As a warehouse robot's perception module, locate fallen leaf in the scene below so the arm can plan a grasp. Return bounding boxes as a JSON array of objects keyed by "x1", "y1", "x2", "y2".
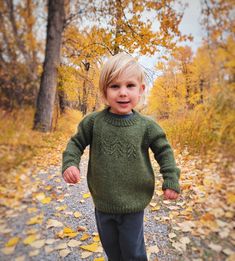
[
  {"x1": 45, "y1": 246, "x2": 54, "y2": 254},
  {"x1": 67, "y1": 239, "x2": 81, "y2": 247},
  {"x1": 80, "y1": 242, "x2": 99, "y2": 252},
  {"x1": 56, "y1": 205, "x2": 67, "y2": 211},
  {"x1": 41, "y1": 197, "x2": 51, "y2": 204},
  {"x1": 5, "y1": 237, "x2": 20, "y2": 247},
  {"x1": 226, "y1": 253, "x2": 235, "y2": 261},
  {"x1": 77, "y1": 226, "x2": 86, "y2": 232},
  {"x1": 81, "y1": 251, "x2": 93, "y2": 258},
  {"x1": 30, "y1": 239, "x2": 45, "y2": 249},
  {"x1": 46, "y1": 219, "x2": 63, "y2": 228},
  {"x1": 226, "y1": 192, "x2": 235, "y2": 205},
  {"x1": 147, "y1": 245, "x2": 159, "y2": 253},
  {"x1": 23, "y1": 234, "x2": 37, "y2": 245},
  {"x1": 223, "y1": 248, "x2": 234, "y2": 256},
  {"x1": 15, "y1": 255, "x2": 25, "y2": 261},
  {"x1": 54, "y1": 243, "x2": 67, "y2": 250},
  {"x1": 27, "y1": 215, "x2": 43, "y2": 225},
  {"x1": 179, "y1": 237, "x2": 190, "y2": 245},
  {"x1": 168, "y1": 233, "x2": 177, "y2": 239},
  {"x1": 35, "y1": 192, "x2": 45, "y2": 201},
  {"x1": 45, "y1": 239, "x2": 58, "y2": 245},
  {"x1": 1, "y1": 246, "x2": 15, "y2": 255},
  {"x1": 93, "y1": 235, "x2": 100, "y2": 242},
  {"x1": 74, "y1": 211, "x2": 82, "y2": 218},
  {"x1": 94, "y1": 258, "x2": 105, "y2": 261},
  {"x1": 29, "y1": 250, "x2": 40, "y2": 257},
  {"x1": 80, "y1": 233, "x2": 90, "y2": 241},
  {"x1": 59, "y1": 249, "x2": 71, "y2": 257},
  {"x1": 83, "y1": 193, "x2": 91, "y2": 199},
  {"x1": 208, "y1": 243, "x2": 222, "y2": 252}
]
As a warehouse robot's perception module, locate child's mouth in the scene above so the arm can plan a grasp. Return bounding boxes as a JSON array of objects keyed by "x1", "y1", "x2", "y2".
[{"x1": 117, "y1": 101, "x2": 130, "y2": 104}]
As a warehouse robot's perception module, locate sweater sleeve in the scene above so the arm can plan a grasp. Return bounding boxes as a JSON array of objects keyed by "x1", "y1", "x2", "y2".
[
  {"x1": 62, "y1": 112, "x2": 96, "y2": 174},
  {"x1": 147, "y1": 120, "x2": 181, "y2": 193}
]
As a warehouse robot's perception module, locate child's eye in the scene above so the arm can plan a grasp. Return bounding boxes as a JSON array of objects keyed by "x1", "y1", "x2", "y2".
[
  {"x1": 127, "y1": 84, "x2": 135, "y2": 88},
  {"x1": 110, "y1": 85, "x2": 119, "y2": 89}
]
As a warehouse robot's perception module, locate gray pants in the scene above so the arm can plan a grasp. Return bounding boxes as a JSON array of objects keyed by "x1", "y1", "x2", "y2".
[{"x1": 95, "y1": 208, "x2": 148, "y2": 261}]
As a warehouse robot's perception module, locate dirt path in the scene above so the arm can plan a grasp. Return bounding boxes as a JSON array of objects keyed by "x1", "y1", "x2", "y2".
[{"x1": 0, "y1": 148, "x2": 234, "y2": 261}]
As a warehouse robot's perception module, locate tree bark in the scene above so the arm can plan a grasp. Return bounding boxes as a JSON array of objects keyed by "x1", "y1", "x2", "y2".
[
  {"x1": 33, "y1": 0, "x2": 65, "y2": 132},
  {"x1": 113, "y1": 0, "x2": 122, "y2": 55}
]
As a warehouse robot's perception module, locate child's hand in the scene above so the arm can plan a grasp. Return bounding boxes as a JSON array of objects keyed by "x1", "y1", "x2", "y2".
[
  {"x1": 163, "y1": 189, "x2": 179, "y2": 200},
  {"x1": 62, "y1": 166, "x2": 80, "y2": 184}
]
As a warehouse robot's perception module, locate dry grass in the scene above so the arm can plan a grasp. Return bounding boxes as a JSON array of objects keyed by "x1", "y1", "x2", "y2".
[{"x1": 0, "y1": 108, "x2": 82, "y2": 179}]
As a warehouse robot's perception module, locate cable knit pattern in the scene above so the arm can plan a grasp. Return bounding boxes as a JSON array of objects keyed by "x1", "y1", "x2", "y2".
[{"x1": 62, "y1": 107, "x2": 181, "y2": 214}]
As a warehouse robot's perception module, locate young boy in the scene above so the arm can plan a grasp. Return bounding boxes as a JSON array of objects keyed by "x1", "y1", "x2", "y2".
[{"x1": 62, "y1": 53, "x2": 181, "y2": 261}]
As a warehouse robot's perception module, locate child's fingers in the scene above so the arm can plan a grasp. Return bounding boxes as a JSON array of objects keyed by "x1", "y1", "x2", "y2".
[
  {"x1": 64, "y1": 171, "x2": 76, "y2": 183},
  {"x1": 164, "y1": 189, "x2": 178, "y2": 200}
]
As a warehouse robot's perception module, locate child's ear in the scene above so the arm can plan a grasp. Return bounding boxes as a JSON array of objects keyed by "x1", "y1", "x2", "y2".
[{"x1": 140, "y1": 84, "x2": 145, "y2": 94}]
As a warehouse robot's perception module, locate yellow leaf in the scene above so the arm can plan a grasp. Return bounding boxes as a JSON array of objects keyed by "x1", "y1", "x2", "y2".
[
  {"x1": 94, "y1": 258, "x2": 105, "y2": 261},
  {"x1": 27, "y1": 215, "x2": 43, "y2": 225},
  {"x1": 93, "y1": 235, "x2": 100, "y2": 242},
  {"x1": 64, "y1": 227, "x2": 78, "y2": 238},
  {"x1": 26, "y1": 228, "x2": 38, "y2": 235},
  {"x1": 226, "y1": 192, "x2": 235, "y2": 205},
  {"x1": 200, "y1": 213, "x2": 215, "y2": 221},
  {"x1": 83, "y1": 193, "x2": 91, "y2": 199},
  {"x1": 151, "y1": 206, "x2": 161, "y2": 211},
  {"x1": 35, "y1": 192, "x2": 45, "y2": 201},
  {"x1": 56, "y1": 205, "x2": 67, "y2": 211},
  {"x1": 41, "y1": 197, "x2": 51, "y2": 204},
  {"x1": 74, "y1": 211, "x2": 82, "y2": 218},
  {"x1": 27, "y1": 208, "x2": 38, "y2": 213},
  {"x1": 23, "y1": 235, "x2": 37, "y2": 245},
  {"x1": 80, "y1": 242, "x2": 99, "y2": 252},
  {"x1": 5, "y1": 237, "x2": 20, "y2": 247},
  {"x1": 45, "y1": 185, "x2": 52, "y2": 191},
  {"x1": 64, "y1": 227, "x2": 74, "y2": 234},
  {"x1": 80, "y1": 233, "x2": 90, "y2": 241}
]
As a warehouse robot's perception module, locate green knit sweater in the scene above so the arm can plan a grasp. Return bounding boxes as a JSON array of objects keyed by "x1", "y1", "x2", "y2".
[{"x1": 62, "y1": 107, "x2": 181, "y2": 214}]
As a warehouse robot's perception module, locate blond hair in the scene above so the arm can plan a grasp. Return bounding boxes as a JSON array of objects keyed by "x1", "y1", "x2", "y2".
[{"x1": 99, "y1": 53, "x2": 146, "y2": 98}]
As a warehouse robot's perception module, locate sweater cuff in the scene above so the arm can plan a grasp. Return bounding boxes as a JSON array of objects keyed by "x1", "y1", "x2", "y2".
[{"x1": 162, "y1": 179, "x2": 181, "y2": 194}]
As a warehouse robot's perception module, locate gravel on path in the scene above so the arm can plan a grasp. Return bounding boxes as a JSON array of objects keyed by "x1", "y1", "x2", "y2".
[{"x1": 0, "y1": 148, "x2": 180, "y2": 261}]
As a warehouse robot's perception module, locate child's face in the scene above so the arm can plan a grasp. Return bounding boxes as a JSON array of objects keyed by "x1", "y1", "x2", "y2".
[{"x1": 105, "y1": 70, "x2": 145, "y2": 115}]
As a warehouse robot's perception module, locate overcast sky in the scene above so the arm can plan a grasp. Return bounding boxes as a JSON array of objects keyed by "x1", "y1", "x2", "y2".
[{"x1": 139, "y1": 0, "x2": 204, "y2": 81}]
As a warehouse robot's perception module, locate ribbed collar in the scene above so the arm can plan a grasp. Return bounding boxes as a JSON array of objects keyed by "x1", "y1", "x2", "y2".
[{"x1": 103, "y1": 107, "x2": 140, "y2": 127}]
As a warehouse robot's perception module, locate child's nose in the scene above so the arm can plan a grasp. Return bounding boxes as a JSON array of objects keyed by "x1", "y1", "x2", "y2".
[{"x1": 119, "y1": 87, "x2": 128, "y2": 95}]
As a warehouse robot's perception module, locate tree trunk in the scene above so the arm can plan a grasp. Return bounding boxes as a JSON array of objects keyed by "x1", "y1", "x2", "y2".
[
  {"x1": 81, "y1": 61, "x2": 90, "y2": 116},
  {"x1": 33, "y1": 0, "x2": 65, "y2": 132},
  {"x1": 113, "y1": 0, "x2": 122, "y2": 55},
  {"x1": 58, "y1": 88, "x2": 66, "y2": 114}
]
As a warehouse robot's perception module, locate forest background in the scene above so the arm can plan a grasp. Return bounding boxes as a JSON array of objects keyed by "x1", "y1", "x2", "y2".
[
  {"x1": 0, "y1": 0, "x2": 234, "y2": 173},
  {"x1": 0, "y1": 0, "x2": 234, "y2": 259}
]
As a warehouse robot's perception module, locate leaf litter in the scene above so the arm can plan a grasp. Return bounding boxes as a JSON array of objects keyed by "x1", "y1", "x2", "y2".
[{"x1": 0, "y1": 147, "x2": 234, "y2": 260}]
